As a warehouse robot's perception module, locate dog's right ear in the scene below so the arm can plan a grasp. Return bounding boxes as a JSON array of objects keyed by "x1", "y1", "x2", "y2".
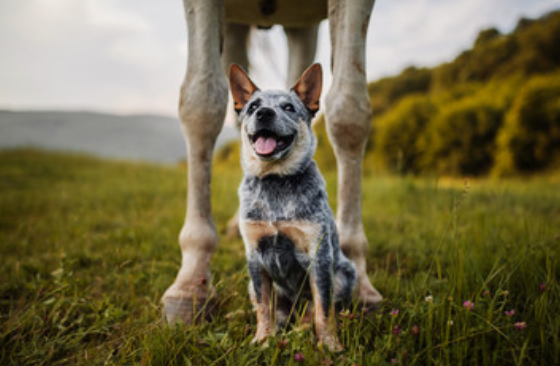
[{"x1": 229, "y1": 64, "x2": 259, "y2": 113}]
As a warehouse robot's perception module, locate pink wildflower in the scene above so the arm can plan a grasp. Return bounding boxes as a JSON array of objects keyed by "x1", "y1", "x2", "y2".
[
  {"x1": 278, "y1": 339, "x2": 289, "y2": 348},
  {"x1": 505, "y1": 309, "x2": 515, "y2": 317},
  {"x1": 463, "y1": 300, "x2": 475, "y2": 311},
  {"x1": 391, "y1": 309, "x2": 399, "y2": 317},
  {"x1": 392, "y1": 325, "x2": 402, "y2": 335},
  {"x1": 514, "y1": 322, "x2": 527, "y2": 331},
  {"x1": 294, "y1": 352, "x2": 305, "y2": 362}
]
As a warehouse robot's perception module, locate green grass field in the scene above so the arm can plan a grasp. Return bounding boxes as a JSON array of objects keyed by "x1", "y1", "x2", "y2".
[{"x1": 1, "y1": 149, "x2": 559, "y2": 365}]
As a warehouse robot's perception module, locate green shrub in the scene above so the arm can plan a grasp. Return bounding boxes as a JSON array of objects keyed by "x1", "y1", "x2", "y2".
[
  {"x1": 494, "y1": 72, "x2": 560, "y2": 175},
  {"x1": 368, "y1": 66, "x2": 432, "y2": 117},
  {"x1": 312, "y1": 116, "x2": 337, "y2": 175},
  {"x1": 420, "y1": 98, "x2": 503, "y2": 176},
  {"x1": 373, "y1": 94, "x2": 435, "y2": 174}
]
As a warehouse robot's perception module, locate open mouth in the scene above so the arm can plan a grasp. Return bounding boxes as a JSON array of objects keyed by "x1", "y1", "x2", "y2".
[{"x1": 249, "y1": 130, "x2": 295, "y2": 158}]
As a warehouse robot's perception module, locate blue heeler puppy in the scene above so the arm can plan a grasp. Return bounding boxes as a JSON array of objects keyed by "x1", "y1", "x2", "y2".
[{"x1": 229, "y1": 63, "x2": 356, "y2": 351}]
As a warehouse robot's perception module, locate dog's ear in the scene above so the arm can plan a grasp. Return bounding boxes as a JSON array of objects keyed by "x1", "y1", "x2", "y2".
[
  {"x1": 291, "y1": 63, "x2": 322, "y2": 115},
  {"x1": 229, "y1": 64, "x2": 259, "y2": 113}
]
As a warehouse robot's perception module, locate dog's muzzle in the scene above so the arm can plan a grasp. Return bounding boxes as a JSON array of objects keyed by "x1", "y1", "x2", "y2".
[{"x1": 249, "y1": 129, "x2": 296, "y2": 159}]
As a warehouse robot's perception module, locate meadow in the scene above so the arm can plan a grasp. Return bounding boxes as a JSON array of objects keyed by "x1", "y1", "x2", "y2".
[{"x1": 0, "y1": 149, "x2": 559, "y2": 365}]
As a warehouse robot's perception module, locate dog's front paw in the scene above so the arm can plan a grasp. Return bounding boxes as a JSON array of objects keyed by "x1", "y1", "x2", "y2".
[{"x1": 318, "y1": 334, "x2": 343, "y2": 352}]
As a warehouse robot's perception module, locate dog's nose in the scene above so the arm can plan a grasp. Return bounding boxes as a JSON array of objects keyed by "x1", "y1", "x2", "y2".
[{"x1": 256, "y1": 107, "x2": 275, "y2": 123}]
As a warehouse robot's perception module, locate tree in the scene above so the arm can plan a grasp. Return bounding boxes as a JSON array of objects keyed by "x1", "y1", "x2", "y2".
[
  {"x1": 373, "y1": 95, "x2": 435, "y2": 174},
  {"x1": 494, "y1": 73, "x2": 560, "y2": 175},
  {"x1": 420, "y1": 98, "x2": 502, "y2": 176}
]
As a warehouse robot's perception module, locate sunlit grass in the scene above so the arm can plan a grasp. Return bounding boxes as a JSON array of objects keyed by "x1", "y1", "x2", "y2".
[{"x1": 1, "y1": 149, "x2": 558, "y2": 365}]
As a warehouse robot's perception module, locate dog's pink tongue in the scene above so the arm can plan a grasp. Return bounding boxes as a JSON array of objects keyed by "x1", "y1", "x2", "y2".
[{"x1": 254, "y1": 136, "x2": 277, "y2": 155}]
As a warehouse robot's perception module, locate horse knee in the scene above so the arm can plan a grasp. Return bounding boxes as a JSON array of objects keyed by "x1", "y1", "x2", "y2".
[
  {"x1": 325, "y1": 90, "x2": 372, "y2": 158},
  {"x1": 179, "y1": 74, "x2": 228, "y2": 143}
]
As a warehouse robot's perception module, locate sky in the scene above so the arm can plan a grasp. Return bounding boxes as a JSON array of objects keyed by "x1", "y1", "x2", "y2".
[{"x1": 0, "y1": 0, "x2": 558, "y2": 117}]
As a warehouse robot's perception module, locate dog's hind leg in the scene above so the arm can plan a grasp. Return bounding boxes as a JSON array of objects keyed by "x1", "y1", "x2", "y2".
[
  {"x1": 162, "y1": 0, "x2": 228, "y2": 324},
  {"x1": 334, "y1": 258, "x2": 357, "y2": 313},
  {"x1": 325, "y1": 0, "x2": 383, "y2": 310}
]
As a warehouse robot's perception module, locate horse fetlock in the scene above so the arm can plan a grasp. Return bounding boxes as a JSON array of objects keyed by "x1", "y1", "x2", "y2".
[
  {"x1": 179, "y1": 219, "x2": 218, "y2": 254},
  {"x1": 357, "y1": 273, "x2": 383, "y2": 310},
  {"x1": 338, "y1": 227, "x2": 383, "y2": 309}
]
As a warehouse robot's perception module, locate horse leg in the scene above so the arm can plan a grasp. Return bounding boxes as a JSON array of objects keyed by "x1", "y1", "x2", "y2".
[
  {"x1": 222, "y1": 22, "x2": 250, "y2": 73},
  {"x1": 284, "y1": 24, "x2": 319, "y2": 86},
  {"x1": 162, "y1": 0, "x2": 228, "y2": 323},
  {"x1": 325, "y1": 0, "x2": 383, "y2": 309},
  {"x1": 221, "y1": 22, "x2": 250, "y2": 238}
]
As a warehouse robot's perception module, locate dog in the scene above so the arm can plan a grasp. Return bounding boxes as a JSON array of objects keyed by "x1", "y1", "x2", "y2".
[{"x1": 229, "y1": 63, "x2": 357, "y2": 351}]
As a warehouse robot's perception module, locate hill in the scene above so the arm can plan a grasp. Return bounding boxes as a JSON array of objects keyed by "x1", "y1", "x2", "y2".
[{"x1": 0, "y1": 110, "x2": 238, "y2": 164}]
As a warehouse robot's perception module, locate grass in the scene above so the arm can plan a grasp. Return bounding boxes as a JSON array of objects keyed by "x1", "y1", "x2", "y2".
[{"x1": 0, "y1": 148, "x2": 559, "y2": 365}]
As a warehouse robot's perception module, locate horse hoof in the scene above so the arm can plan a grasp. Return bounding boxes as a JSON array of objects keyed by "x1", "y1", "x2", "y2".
[{"x1": 162, "y1": 291, "x2": 217, "y2": 324}]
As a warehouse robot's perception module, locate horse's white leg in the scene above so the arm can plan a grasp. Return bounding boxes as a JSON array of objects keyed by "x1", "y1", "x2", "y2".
[
  {"x1": 325, "y1": 0, "x2": 383, "y2": 309},
  {"x1": 222, "y1": 22, "x2": 250, "y2": 238},
  {"x1": 222, "y1": 22, "x2": 250, "y2": 73},
  {"x1": 284, "y1": 24, "x2": 319, "y2": 86},
  {"x1": 162, "y1": 0, "x2": 228, "y2": 323}
]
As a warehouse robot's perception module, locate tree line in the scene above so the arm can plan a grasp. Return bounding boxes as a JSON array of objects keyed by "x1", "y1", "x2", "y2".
[{"x1": 314, "y1": 10, "x2": 560, "y2": 177}]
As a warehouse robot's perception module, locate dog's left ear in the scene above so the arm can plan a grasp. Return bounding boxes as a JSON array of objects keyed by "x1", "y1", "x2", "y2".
[
  {"x1": 291, "y1": 63, "x2": 322, "y2": 115},
  {"x1": 229, "y1": 64, "x2": 259, "y2": 113}
]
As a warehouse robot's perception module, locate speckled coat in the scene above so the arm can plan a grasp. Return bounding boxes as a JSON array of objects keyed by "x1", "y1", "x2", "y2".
[{"x1": 231, "y1": 64, "x2": 356, "y2": 346}]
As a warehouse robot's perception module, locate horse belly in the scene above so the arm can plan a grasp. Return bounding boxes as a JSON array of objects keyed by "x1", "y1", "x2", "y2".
[{"x1": 225, "y1": 0, "x2": 327, "y2": 27}]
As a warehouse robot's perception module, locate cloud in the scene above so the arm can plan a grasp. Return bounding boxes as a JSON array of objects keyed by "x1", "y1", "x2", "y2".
[
  {"x1": 0, "y1": 0, "x2": 186, "y2": 115},
  {"x1": 0, "y1": 0, "x2": 557, "y2": 116},
  {"x1": 364, "y1": 0, "x2": 559, "y2": 79}
]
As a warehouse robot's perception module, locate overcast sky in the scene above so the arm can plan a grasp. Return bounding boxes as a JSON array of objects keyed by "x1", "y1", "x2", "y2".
[{"x1": 0, "y1": 0, "x2": 558, "y2": 117}]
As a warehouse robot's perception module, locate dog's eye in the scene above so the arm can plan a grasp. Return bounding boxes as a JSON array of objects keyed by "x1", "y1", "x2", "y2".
[
  {"x1": 247, "y1": 103, "x2": 258, "y2": 113},
  {"x1": 282, "y1": 103, "x2": 295, "y2": 112}
]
